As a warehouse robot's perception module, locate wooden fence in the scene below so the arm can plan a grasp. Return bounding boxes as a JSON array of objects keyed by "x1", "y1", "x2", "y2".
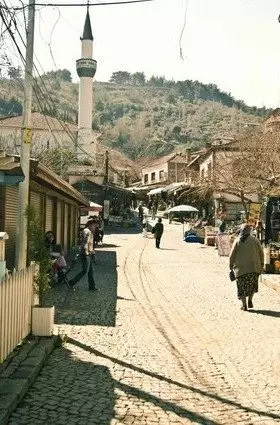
[{"x1": 0, "y1": 265, "x2": 35, "y2": 363}]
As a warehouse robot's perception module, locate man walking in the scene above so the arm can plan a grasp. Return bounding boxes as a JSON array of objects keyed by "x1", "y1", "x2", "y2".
[
  {"x1": 69, "y1": 220, "x2": 98, "y2": 291},
  {"x1": 154, "y1": 217, "x2": 164, "y2": 249},
  {"x1": 138, "y1": 202, "x2": 144, "y2": 223}
]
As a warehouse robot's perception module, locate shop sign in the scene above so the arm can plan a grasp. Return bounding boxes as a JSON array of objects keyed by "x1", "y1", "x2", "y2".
[
  {"x1": 217, "y1": 234, "x2": 231, "y2": 257},
  {"x1": 247, "y1": 203, "x2": 261, "y2": 226}
]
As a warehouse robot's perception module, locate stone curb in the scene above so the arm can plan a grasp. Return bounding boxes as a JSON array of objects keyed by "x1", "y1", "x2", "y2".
[{"x1": 0, "y1": 335, "x2": 59, "y2": 425}]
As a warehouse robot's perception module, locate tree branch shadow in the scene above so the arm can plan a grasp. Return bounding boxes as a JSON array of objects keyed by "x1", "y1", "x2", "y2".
[{"x1": 67, "y1": 337, "x2": 280, "y2": 422}]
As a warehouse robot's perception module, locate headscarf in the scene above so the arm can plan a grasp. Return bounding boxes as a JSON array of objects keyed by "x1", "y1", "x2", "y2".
[{"x1": 239, "y1": 223, "x2": 251, "y2": 243}]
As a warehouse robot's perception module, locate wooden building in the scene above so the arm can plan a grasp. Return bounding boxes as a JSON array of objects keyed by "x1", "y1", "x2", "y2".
[
  {"x1": 0, "y1": 152, "x2": 89, "y2": 270},
  {"x1": 73, "y1": 179, "x2": 134, "y2": 215}
]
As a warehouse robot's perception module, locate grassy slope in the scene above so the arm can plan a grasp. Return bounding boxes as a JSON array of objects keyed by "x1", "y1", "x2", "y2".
[{"x1": 0, "y1": 79, "x2": 264, "y2": 161}]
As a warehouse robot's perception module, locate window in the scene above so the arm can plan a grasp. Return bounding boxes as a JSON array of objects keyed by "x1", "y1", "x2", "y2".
[
  {"x1": 159, "y1": 170, "x2": 164, "y2": 180},
  {"x1": 144, "y1": 174, "x2": 148, "y2": 183},
  {"x1": 151, "y1": 172, "x2": 156, "y2": 181}
]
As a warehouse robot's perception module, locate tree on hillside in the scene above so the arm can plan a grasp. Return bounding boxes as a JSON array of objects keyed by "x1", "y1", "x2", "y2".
[
  {"x1": 110, "y1": 71, "x2": 131, "y2": 85},
  {"x1": 147, "y1": 75, "x2": 166, "y2": 87},
  {"x1": 131, "y1": 72, "x2": 146, "y2": 86},
  {"x1": 8, "y1": 66, "x2": 22, "y2": 80},
  {"x1": 42, "y1": 69, "x2": 72, "y2": 82}
]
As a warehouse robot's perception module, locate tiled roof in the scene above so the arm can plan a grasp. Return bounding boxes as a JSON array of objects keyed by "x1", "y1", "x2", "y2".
[
  {"x1": 141, "y1": 153, "x2": 184, "y2": 169},
  {"x1": 0, "y1": 112, "x2": 77, "y2": 132},
  {"x1": 68, "y1": 143, "x2": 140, "y2": 181}
]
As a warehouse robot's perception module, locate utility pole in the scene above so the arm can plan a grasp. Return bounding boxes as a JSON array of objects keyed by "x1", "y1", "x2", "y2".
[
  {"x1": 103, "y1": 150, "x2": 109, "y2": 226},
  {"x1": 16, "y1": 0, "x2": 35, "y2": 270},
  {"x1": 104, "y1": 150, "x2": 109, "y2": 184}
]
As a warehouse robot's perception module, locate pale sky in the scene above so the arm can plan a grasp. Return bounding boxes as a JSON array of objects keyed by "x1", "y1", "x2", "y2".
[{"x1": 7, "y1": 0, "x2": 280, "y2": 108}]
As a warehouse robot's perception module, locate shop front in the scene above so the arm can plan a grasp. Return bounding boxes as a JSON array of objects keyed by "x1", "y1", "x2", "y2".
[{"x1": 263, "y1": 196, "x2": 280, "y2": 273}]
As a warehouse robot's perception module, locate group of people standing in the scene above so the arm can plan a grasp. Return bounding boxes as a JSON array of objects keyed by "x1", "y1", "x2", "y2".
[
  {"x1": 45, "y1": 214, "x2": 105, "y2": 291},
  {"x1": 69, "y1": 214, "x2": 105, "y2": 291}
]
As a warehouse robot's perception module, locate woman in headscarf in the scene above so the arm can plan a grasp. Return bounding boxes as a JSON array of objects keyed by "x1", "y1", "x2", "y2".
[{"x1": 229, "y1": 223, "x2": 264, "y2": 311}]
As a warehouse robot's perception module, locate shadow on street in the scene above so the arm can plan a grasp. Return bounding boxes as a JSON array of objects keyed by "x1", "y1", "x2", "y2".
[
  {"x1": 45, "y1": 250, "x2": 118, "y2": 326},
  {"x1": 67, "y1": 337, "x2": 280, "y2": 423},
  {"x1": 10, "y1": 344, "x2": 115, "y2": 425},
  {"x1": 104, "y1": 224, "x2": 142, "y2": 235},
  {"x1": 248, "y1": 309, "x2": 280, "y2": 318}
]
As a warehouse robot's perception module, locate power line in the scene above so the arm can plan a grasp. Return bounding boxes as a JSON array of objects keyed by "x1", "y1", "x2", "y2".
[
  {"x1": 1, "y1": 1, "x2": 66, "y2": 149},
  {"x1": 179, "y1": 0, "x2": 188, "y2": 60},
  {"x1": 0, "y1": 0, "x2": 157, "y2": 10},
  {"x1": 0, "y1": 1, "x2": 111, "y2": 165}
]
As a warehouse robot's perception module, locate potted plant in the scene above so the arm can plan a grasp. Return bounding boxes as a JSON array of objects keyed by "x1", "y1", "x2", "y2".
[{"x1": 26, "y1": 206, "x2": 55, "y2": 336}]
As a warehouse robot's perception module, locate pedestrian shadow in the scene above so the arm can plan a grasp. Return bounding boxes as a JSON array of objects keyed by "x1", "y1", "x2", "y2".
[
  {"x1": 45, "y1": 250, "x2": 118, "y2": 326},
  {"x1": 117, "y1": 296, "x2": 135, "y2": 301},
  {"x1": 97, "y1": 243, "x2": 120, "y2": 248},
  {"x1": 9, "y1": 344, "x2": 115, "y2": 425},
  {"x1": 67, "y1": 337, "x2": 280, "y2": 423},
  {"x1": 105, "y1": 225, "x2": 142, "y2": 235},
  {"x1": 248, "y1": 309, "x2": 280, "y2": 317}
]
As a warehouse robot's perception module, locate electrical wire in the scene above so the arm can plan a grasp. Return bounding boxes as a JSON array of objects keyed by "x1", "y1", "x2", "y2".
[
  {"x1": 1, "y1": 0, "x2": 98, "y2": 163},
  {"x1": 179, "y1": 0, "x2": 188, "y2": 60},
  {"x1": 0, "y1": 0, "x2": 157, "y2": 10}
]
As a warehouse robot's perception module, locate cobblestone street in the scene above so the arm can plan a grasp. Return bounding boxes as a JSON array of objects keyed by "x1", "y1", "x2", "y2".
[{"x1": 9, "y1": 222, "x2": 280, "y2": 425}]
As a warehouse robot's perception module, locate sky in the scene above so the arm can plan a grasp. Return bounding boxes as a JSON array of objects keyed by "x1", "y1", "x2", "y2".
[{"x1": 7, "y1": 0, "x2": 280, "y2": 108}]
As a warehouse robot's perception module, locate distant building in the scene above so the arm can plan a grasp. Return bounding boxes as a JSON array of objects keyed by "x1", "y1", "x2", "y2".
[
  {"x1": 141, "y1": 153, "x2": 187, "y2": 187},
  {"x1": 0, "y1": 111, "x2": 101, "y2": 155}
]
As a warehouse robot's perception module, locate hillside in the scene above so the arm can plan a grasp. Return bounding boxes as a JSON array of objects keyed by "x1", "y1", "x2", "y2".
[{"x1": 0, "y1": 72, "x2": 268, "y2": 161}]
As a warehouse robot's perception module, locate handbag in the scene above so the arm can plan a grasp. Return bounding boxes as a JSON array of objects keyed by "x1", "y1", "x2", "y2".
[{"x1": 229, "y1": 270, "x2": 236, "y2": 281}]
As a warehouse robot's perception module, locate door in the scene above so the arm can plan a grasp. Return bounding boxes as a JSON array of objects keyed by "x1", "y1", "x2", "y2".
[
  {"x1": 5, "y1": 186, "x2": 19, "y2": 270},
  {"x1": 64, "y1": 203, "x2": 69, "y2": 252},
  {"x1": 29, "y1": 190, "x2": 43, "y2": 228},
  {"x1": 56, "y1": 201, "x2": 62, "y2": 244},
  {"x1": 45, "y1": 196, "x2": 54, "y2": 233}
]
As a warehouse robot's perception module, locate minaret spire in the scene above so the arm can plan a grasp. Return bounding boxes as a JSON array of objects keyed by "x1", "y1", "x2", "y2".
[
  {"x1": 76, "y1": 7, "x2": 97, "y2": 161},
  {"x1": 82, "y1": 2, "x2": 93, "y2": 41}
]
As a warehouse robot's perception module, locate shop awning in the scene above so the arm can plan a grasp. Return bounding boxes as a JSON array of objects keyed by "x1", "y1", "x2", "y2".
[
  {"x1": 213, "y1": 191, "x2": 259, "y2": 203},
  {"x1": 80, "y1": 202, "x2": 103, "y2": 212},
  {"x1": 147, "y1": 187, "x2": 167, "y2": 196},
  {"x1": 165, "y1": 182, "x2": 186, "y2": 193}
]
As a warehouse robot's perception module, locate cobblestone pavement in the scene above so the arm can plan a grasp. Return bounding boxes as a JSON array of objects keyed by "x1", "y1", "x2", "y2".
[{"x1": 9, "y1": 222, "x2": 280, "y2": 425}]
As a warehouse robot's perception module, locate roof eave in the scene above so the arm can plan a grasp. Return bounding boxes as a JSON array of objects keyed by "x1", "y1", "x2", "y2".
[{"x1": 34, "y1": 163, "x2": 89, "y2": 206}]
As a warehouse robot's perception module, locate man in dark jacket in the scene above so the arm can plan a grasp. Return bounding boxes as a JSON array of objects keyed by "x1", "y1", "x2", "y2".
[{"x1": 153, "y1": 217, "x2": 164, "y2": 248}]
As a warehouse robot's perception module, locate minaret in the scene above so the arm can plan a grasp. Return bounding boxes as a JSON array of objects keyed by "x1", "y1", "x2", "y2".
[{"x1": 76, "y1": 7, "x2": 97, "y2": 161}]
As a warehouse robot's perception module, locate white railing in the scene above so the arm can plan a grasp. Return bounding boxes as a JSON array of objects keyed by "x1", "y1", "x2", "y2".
[{"x1": 0, "y1": 264, "x2": 35, "y2": 363}]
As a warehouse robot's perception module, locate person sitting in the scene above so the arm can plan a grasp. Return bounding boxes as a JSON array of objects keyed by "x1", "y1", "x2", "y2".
[{"x1": 45, "y1": 231, "x2": 66, "y2": 283}]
